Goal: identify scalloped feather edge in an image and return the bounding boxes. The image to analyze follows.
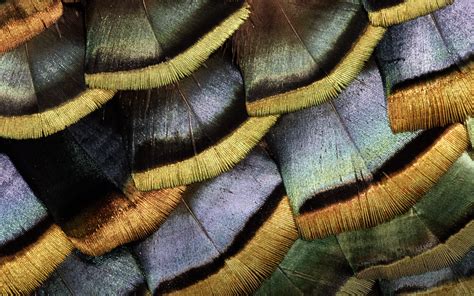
[358,220,474,280]
[170,197,298,295]
[0,1,63,53]
[368,0,454,27]
[0,224,73,295]
[296,124,469,240]
[133,115,278,191]
[84,4,250,91]
[0,89,116,139]
[246,25,386,116]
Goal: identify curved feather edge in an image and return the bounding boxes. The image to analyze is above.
[388,63,474,133]
[467,117,474,148]
[84,4,250,91]
[0,89,116,139]
[245,25,385,116]
[0,224,73,295]
[170,197,298,295]
[402,276,474,295]
[367,0,454,27]
[66,183,185,256]
[0,1,63,53]
[133,115,278,190]
[336,277,376,296]
[357,220,474,280]
[296,124,469,240]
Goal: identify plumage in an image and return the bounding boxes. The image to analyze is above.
[119,52,276,190]
[84,0,249,90]
[0,1,472,295]
[377,0,473,132]
[0,6,115,139]
[234,0,385,115]
[0,0,63,53]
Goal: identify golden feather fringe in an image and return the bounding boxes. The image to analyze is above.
[133,115,278,191]
[368,0,454,27]
[246,25,386,116]
[0,0,63,53]
[171,197,298,296]
[85,4,250,91]
[0,224,73,295]
[389,65,474,133]
[336,277,376,296]
[0,88,116,139]
[66,183,185,256]
[401,276,474,295]
[296,124,469,240]
[466,117,474,149]
[358,220,474,280]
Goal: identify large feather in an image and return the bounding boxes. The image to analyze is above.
[120,52,277,190]
[84,0,249,90]
[377,0,473,132]
[133,149,297,295]
[0,6,115,139]
[233,0,385,116]
[267,61,468,239]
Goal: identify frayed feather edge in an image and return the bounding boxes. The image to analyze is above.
[368,0,454,27]
[132,115,278,191]
[0,88,116,139]
[296,124,469,240]
[389,64,474,133]
[67,183,185,257]
[358,220,474,280]
[171,197,298,296]
[85,4,250,91]
[0,1,63,53]
[246,25,386,116]
[0,224,73,295]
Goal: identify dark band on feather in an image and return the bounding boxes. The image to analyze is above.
[155,185,286,294]
[299,127,446,213]
[0,218,52,258]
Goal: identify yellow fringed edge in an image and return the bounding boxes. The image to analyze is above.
[0,0,63,53]
[368,0,454,27]
[389,64,474,133]
[466,117,474,148]
[170,197,298,295]
[246,25,386,116]
[0,224,73,295]
[358,220,474,280]
[336,278,376,296]
[401,276,474,295]
[66,183,185,256]
[133,115,278,191]
[0,88,116,139]
[85,4,250,90]
[296,124,469,240]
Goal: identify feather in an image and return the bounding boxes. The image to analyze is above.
[0,0,63,53]
[0,6,115,139]
[233,0,385,116]
[267,62,468,239]
[362,0,454,27]
[377,0,473,132]
[120,52,277,190]
[3,106,181,256]
[338,152,474,280]
[378,251,474,294]
[84,0,249,90]
[36,248,147,295]
[133,149,297,295]
[0,154,72,295]
[256,236,376,295]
